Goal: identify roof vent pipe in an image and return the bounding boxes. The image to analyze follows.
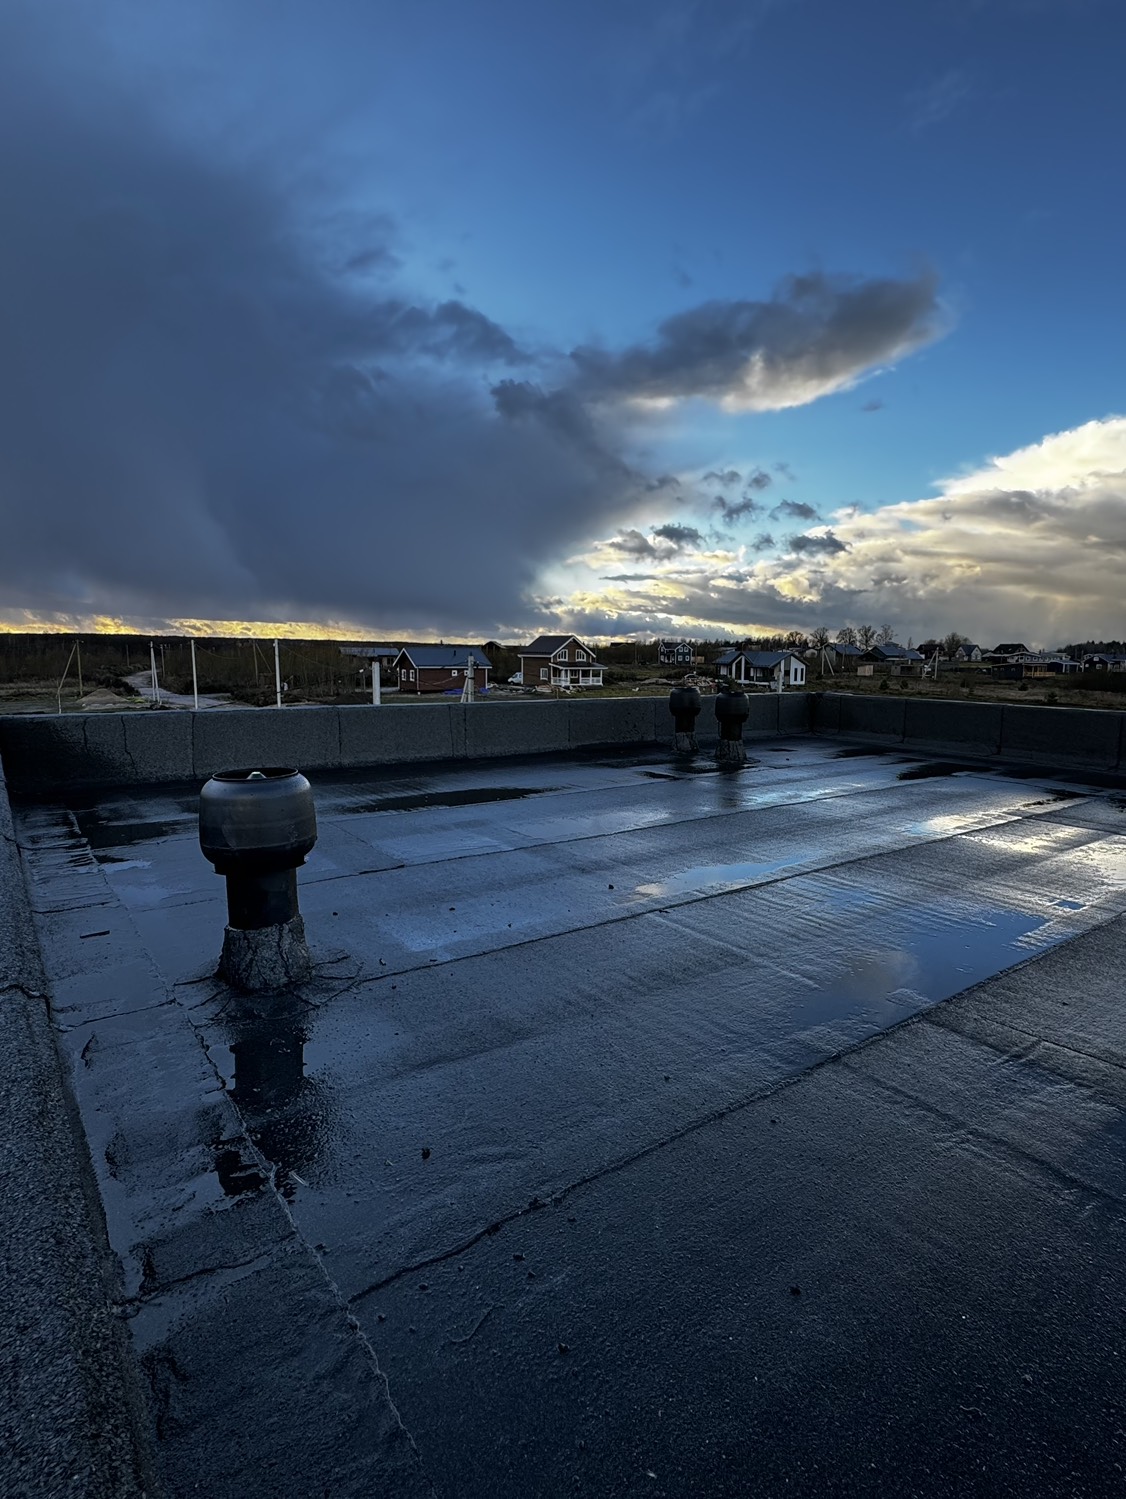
[199,767,318,991]
[714,681,750,766]
[668,682,702,754]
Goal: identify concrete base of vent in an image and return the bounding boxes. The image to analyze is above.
[715,737,747,765]
[673,731,698,754]
[219,916,313,992]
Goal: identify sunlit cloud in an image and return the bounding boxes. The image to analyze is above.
[549,415,1126,645]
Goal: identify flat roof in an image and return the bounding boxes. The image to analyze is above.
[14,739,1126,1496]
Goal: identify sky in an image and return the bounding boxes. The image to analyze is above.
[1,0,1124,647]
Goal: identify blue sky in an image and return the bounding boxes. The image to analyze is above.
[1,0,1124,644]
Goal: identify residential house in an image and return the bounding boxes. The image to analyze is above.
[823,642,864,672]
[1014,652,1078,675]
[1082,653,1126,671]
[954,643,983,662]
[393,645,492,694]
[658,639,696,667]
[860,643,925,677]
[986,643,1031,662]
[518,635,604,689]
[715,649,806,688]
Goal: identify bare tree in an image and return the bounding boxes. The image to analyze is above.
[877,622,895,644]
[810,626,831,650]
[941,631,965,659]
[836,625,858,646]
[857,624,878,650]
[783,629,807,650]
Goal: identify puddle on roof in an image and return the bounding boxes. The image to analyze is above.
[344,786,561,815]
[635,765,745,780]
[635,855,807,899]
[75,814,187,849]
[834,746,894,758]
[806,906,1055,1023]
[897,762,974,781]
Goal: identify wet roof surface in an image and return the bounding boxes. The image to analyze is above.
[16,739,1126,1497]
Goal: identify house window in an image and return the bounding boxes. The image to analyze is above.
[452,668,459,676]
[409,670,415,681]
[576,650,586,661]
[540,667,548,680]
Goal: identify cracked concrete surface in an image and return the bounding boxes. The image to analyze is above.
[10,740,1126,1495]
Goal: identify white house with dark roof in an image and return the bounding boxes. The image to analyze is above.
[714,649,806,688]
[518,635,604,688]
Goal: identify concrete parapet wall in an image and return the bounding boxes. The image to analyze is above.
[814,692,1126,773]
[902,698,1003,758]
[997,703,1123,770]
[1,697,737,791]
[834,693,907,744]
[8,691,1123,792]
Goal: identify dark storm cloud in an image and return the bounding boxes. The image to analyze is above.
[750,532,776,551]
[652,523,703,548]
[713,495,760,526]
[606,530,660,558]
[0,8,947,634]
[0,14,647,632]
[745,467,773,490]
[569,269,943,409]
[703,468,743,486]
[788,531,848,555]
[771,499,820,521]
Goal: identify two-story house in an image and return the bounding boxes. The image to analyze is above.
[518,635,604,689]
[658,640,696,667]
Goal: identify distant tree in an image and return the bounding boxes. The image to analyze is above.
[941,631,965,659]
[836,625,858,646]
[810,626,831,651]
[857,624,878,650]
[877,623,895,644]
[906,636,914,649]
[783,630,807,650]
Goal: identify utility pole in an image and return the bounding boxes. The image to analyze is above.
[76,638,83,698]
[149,641,161,706]
[190,638,199,710]
[274,639,283,708]
[57,642,77,716]
[371,655,381,707]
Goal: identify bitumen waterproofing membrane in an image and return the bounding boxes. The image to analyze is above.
[10,737,1126,1496]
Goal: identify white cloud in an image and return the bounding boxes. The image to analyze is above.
[555,416,1126,644]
